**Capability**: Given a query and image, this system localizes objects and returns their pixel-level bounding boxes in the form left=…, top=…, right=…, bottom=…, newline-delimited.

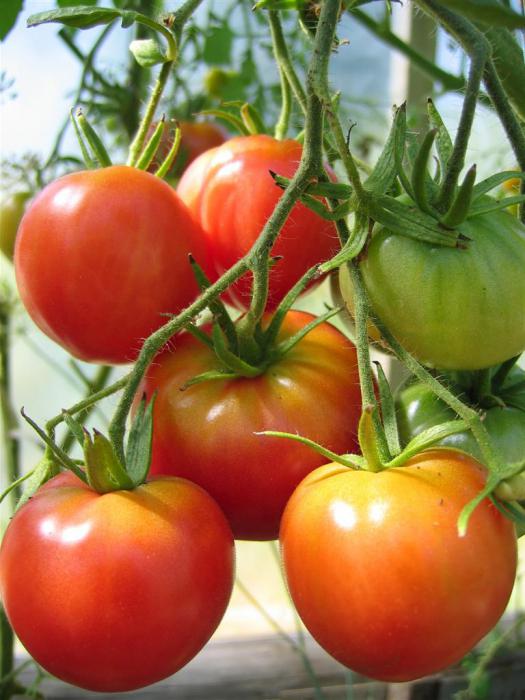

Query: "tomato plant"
left=14, top=166, right=206, bottom=365
left=137, top=310, right=362, bottom=540
left=280, top=450, right=517, bottom=682
left=176, top=134, right=340, bottom=310
left=340, top=209, right=525, bottom=370
left=0, top=471, right=234, bottom=692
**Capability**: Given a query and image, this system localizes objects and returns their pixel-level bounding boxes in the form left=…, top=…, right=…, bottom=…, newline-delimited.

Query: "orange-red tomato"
left=0, top=472, right=234, bottom=692
left=138, top=311, right=363, bottom=540
left=280, top=450, right=517, bottom=682
left=14, top=166, right=206, bottom=364
left=176, top=134, right=339, bottom=310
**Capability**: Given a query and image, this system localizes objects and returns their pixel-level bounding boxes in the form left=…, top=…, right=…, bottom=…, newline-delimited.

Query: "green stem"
left=417, top=0, right=490, bottom=212
left=127, top=61, right=173, bottom=167
left=269, top=11, right=292, bottom=140
left=0, top=304, right=20, bottom=513
left=267, top=9, right=307, bottom=114
left=482, top=61, right=525, bottom=224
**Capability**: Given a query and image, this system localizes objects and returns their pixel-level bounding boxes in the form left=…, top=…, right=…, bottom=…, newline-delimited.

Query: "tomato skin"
left=395, top=380, right=525, bottom=466
left=14, top=166, right=206, bottom=364
left=280, top=451, right=517, bottom=682
left=353, top=209, right=525, bottom=370
left=176, top=135, right=340, bottom=310
left=138, top=311, right=362, bottom=540
left=0, top=472, right=234, bottom=692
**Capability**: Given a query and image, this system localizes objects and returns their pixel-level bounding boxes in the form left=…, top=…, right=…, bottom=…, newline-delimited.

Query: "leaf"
left=0, top=0, right=23, bottom=41
left=27, top=6, right=123, bottom=30
left=203, top=24, right=233, bottom=66
left=125, top=396, right=155, bottom=486
left=129, top=38, right=167, bottom=67
left=439, top=0, right=525, bottom=29
left=57, top=0, right=98, bottom=6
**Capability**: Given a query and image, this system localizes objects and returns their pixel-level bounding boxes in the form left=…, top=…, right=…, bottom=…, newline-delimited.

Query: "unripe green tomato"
left=0, top=192, right=31, bottom=261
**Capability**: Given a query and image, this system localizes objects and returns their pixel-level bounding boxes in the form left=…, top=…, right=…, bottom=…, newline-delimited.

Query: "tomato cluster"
left=2, top=108, right=524, bottom=695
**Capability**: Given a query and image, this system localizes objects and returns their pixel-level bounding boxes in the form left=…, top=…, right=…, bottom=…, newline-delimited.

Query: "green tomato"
left=395, top=370, right=525, bottom=466
left=0, top=192, right=31, bottom=261
left=351, top=208, right=525, bottom=370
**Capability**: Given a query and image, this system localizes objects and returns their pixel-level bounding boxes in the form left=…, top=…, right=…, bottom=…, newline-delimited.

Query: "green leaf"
left=129, top=38, right=167, bottom=67
left=27, top=6, right=123, bottom=30
left=57, top=0, right=98, bottom=6
left=83, top=430, right=134, bottom=492
left=125, top=396, right=155, bottom=487
left=0, top=0, right=23, bottom=41
left=439, top=0, right=525, bottom=28
left=203, top=24, right=233, bottom=65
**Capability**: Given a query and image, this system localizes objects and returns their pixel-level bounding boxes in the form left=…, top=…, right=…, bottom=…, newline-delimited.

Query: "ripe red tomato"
left=280, top=450, right=517, bottom=682
left=138, top=311, right=362, bottom=540
left=176, top=134, right=339, bottom=310
left=14, top=166, right=206, bottom=364
left=0, top=471, right=234, bottom=692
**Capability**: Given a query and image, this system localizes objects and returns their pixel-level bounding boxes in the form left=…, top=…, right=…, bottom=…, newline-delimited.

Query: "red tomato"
left=0, top=472, right=234, bottom=692
left=138, top=311, right=362, bottom=540
left=14, top=166, right=206, bottom=364
left=176, top=134, right=339, bottom=310
left=280, top=450, right=517, bottom=682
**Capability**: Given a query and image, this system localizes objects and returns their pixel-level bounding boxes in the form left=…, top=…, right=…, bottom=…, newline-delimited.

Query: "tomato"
left=148, top=120, right=228, bottom=177
left=395, top=373, right=525, bottom=466
left=14, top=166, right=206, bottom=364
left=138, top=310, right=362, bottom=540
left=341, top=208, right=525, bottom=370
left=280, top=451, right=517, bottom=682
left=0, top=191, right=31, bottom=261
left=0, top=471, right=234, bottom=692
left=176, top=134, right=340, bottom=310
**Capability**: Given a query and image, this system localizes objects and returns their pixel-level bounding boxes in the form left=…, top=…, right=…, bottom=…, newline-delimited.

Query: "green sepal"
left=212, top=325, right=261, bottom=378
left=440, top=164, right=477, bottom=228
left=62, top=410, right=86, bottom=448
left=270, top=172, right=353, bottom=199
left=135, top=119, right=166, bottom=171
left=255, top=430, right=363, bottom=470
left=295, top=193, right=352, bottom=221
left=155, top=123, right=181, bottom=179
left=27, top=6, right=124, bottom=30
left=364, top=104, right=407, bottom=196
left=70, top=108, right=96, bottom=169
left=392, top=104, right=414, bottom=199
left=386, top=420, right=469, bottom=468
left=427, top=99, right=453, bottom=180
left=472, top=171, right=524, bottom=201
left=437, top=0, right=525, bottom=29
left=366, top=194, right=460, bottom=247
left=125, top=395, right=155, bottom=487
left=240, top=103, right=267, bottom=135
left=467, top=195, right=525, bottom=219
left=357, top=406, right=384, bottom=473
left=490, top=498, right=525, bottom=537
left=411, top=129, right=437, bottom=215
left=83, top=429, right=134, bottom=493
left=16, top=456, right=60, bottom=511
left=75, top=110, right=112, bottom=168
left=273, top=305, right=342, bottom=360
left=374, top=361, right=401, bottom=458
left=197, top=109, right=250, bottom=136
left=180, top=369, right=239, bottom=391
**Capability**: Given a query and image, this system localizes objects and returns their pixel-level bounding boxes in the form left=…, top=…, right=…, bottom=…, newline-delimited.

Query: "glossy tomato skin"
left=0, top=472, right=234, bottom=692
left=395, top=380, right=525, bottom=466
left=280, top=451, right=517, bottom=682
left=138, top=311, right=362, bottom=540
left=354, top=209, right=525, bottom=370
left=176, top=134, right=340, bottom=310
left=14, top=166, right=206, bottom=364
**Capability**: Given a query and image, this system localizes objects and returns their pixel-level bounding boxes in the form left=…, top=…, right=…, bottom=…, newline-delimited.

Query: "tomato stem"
left=416, top=1, right=490, bottom=212
left=268, top=10, right=293, bottom=140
